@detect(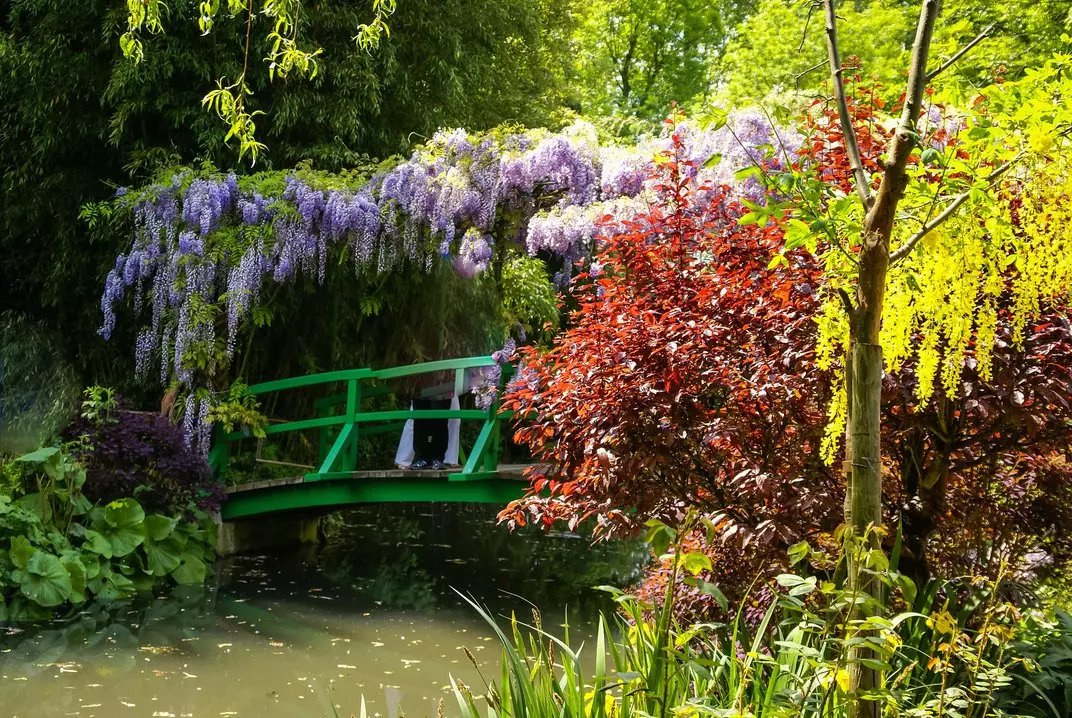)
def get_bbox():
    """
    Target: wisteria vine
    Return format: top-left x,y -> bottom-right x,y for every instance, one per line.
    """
99,112 -> 798,451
